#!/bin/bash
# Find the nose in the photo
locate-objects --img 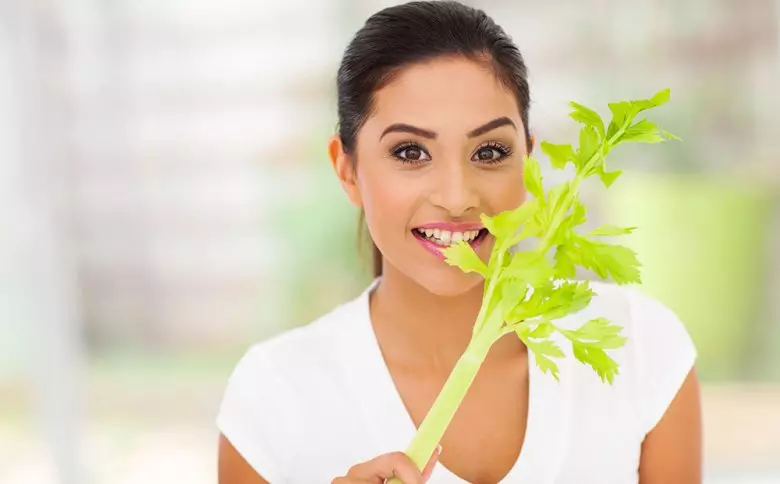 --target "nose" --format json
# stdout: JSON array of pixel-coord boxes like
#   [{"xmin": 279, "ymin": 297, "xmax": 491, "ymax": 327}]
[{"xmin": 428, "ymin": 159, "xmax": 479, "ymax": 217}]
